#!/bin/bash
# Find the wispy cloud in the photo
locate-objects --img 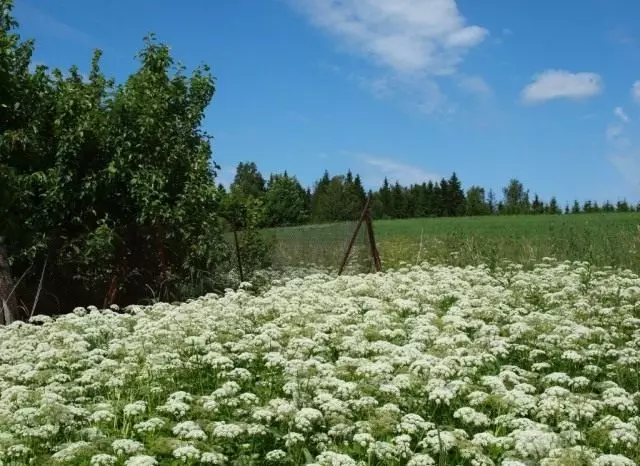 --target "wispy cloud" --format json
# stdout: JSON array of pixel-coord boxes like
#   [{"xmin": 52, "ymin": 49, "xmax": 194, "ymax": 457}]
[
  {"xmin": 521, "ymin": 70, "xmax": 603, "ymax": 104},
  {"xmin": 633, "ymin": 81, "xmax": 640, "ymax": 104},
  {"xmin": 456, "ymin": 74, "xmax": 494, "ymax": 99},
  {"xmin": 615, "ymin": 106, "xmax": 630, "ymax": 123},
  {"xmin": 606, "ymin": 105, "xmax": 640, "ymax": 193},
  {"xmin": 289, "ymin": 0, "xmax": 489, "ymax": 115},
  {"xmin": 352, "ymin": 153, "xmax": 440, "ymax": 188},
  {"xmin": 608, "ymin": 26, "xmax": 635, "ymax": 46},
  {"xmin": 606, "ymin": 106, "xmax": 631, "ymax": 148},
  {"xmin": 17, "ymin": 2, "xmax": 95, "ymax": 48},
  {"xmin": 610, "ymin": 152, "xmax": 640, "ymax": 192}
]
